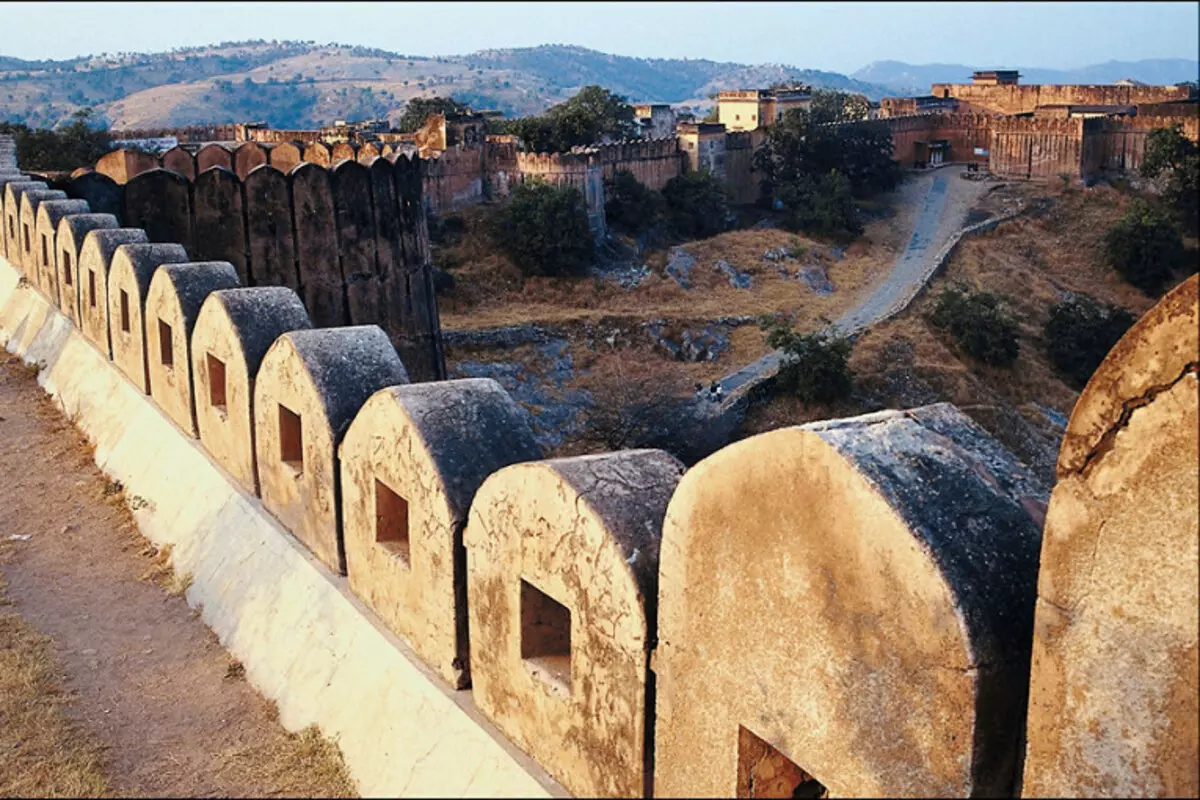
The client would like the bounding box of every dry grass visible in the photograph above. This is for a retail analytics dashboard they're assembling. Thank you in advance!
[213,724,357,798]
[0,575,112,799]
[744,180,1175,440]
[435,197,911,332]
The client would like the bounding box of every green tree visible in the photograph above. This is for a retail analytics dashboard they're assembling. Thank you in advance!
[928,287,1021,367]
[1104,199,1190,295]
[775,169,862,241]
[763,320,854,406]
[396,96,469,132]
[806,88,871,125]
[1140,124,1199,236]
[662,170,729,240]
[491,85,637,153]
[604,169,664,236]
[1043,294,1135,389]
[0,108,112,172]
[490,180,595,277]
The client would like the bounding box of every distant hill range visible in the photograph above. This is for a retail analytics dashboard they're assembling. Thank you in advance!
[852,58,1200,96]
[0,40,1195,131]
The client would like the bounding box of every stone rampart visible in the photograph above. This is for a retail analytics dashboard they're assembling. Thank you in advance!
[0,133,1196,795]
[930,83,1193,115]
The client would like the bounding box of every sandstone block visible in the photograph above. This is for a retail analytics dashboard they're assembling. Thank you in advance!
[465,450,684,798]
[254,326,409,574]
[192,287,312,494]
[18,187,66,278]
[339,378,542,688]
[108,243,190,392]
[78,228,150,357]
[56,214,119,320]
[2,180,46,264]
[654,403,1048,798]
[146,261,241,436]
[34,199,89,301]
[1022,274,1199,798]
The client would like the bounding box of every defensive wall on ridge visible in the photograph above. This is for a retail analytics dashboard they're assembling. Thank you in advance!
[2,134,1197,797]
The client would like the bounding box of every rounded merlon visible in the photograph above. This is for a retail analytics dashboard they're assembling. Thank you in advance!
[284,325,410,441]
[114,243,191,294]
[207,287,313,375]
[156,261,242,330]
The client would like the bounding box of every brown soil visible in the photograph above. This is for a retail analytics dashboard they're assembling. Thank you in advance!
[0,354,357,798]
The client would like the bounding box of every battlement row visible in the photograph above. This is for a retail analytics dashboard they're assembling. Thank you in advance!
[1,141,1196,798]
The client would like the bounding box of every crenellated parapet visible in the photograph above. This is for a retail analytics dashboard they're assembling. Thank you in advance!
[0,133,1195,796]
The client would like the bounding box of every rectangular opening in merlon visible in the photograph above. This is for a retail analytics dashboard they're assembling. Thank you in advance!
[41,234,48,268]
[23,223,29,253]
[158,319,173,367]
[119,289,130,333]
[207,353,227,410]
[278,404,303,472]
[736,725,828,799]
[87,269,97,308]
[63,251,72,285]
[520,579,571,695]
[374,478,411,567]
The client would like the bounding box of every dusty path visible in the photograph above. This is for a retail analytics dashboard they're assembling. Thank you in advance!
[0,354,356,798]
[716,168,992,397]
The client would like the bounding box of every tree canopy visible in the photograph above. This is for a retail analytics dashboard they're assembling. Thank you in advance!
[0,108,112,171]
[490,85,637,153]
[1140,123,1199,236]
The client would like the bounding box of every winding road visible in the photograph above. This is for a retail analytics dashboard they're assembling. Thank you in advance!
[716,168,991,399]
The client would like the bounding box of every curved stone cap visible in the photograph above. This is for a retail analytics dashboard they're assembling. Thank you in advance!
[82,228,150,271]
[801,403,1047,668]
[113,242,190,293]
[4,180,48,205]
[283,325,409,441]
[536,449,683,614]
[373,379,543,520]
[20,188,67,206]
[38,199,91,229]
[1058,274,1199,476]
[208,286,313,374]
[59,213,119,245]
[156,261,241,329]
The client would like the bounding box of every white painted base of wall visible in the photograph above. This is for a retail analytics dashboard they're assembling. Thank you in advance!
[0,258,564,799]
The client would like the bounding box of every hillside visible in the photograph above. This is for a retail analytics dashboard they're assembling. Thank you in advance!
[853,57,1200,95]
[0,40,898,130]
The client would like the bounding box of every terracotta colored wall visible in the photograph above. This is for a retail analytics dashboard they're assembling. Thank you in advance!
[930,83,1193,115]
[988,117,1085,180]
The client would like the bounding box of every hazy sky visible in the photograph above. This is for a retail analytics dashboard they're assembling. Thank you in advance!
[1,2,1196,74]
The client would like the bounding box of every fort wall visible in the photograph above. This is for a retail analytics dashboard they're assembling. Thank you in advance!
[0,134,1196,797]
[930,83,1193,115]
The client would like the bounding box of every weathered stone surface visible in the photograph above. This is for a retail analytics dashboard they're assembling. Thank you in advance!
[3,180,46,264]
[145,261,241,435]
[192,287,312,495]
[654,403,1047,798]
[466,450,684,798]
[18,189,67,279]
[332,159,381,330]
[56,214,119,321]
[340,379,543,689]
[291,163,346,327]
[302,142,331,168]
[161,146,197,181]
[34,199,89,301]
[244,165,300,292]
[234,142,268,180]
[65,171,124,223]
[331,142,357,164]
[1022,274,1199,799]
[0,172,32,258]
[268,143,302,173]
[192,167,249,284]
[196,143,234,173]
[77,228,150,357]
[124,169,193,253]
[254,326,409,574]
[108,243,190,392]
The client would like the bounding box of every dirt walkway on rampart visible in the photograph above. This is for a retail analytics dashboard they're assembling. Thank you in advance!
[0,354,356,798]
